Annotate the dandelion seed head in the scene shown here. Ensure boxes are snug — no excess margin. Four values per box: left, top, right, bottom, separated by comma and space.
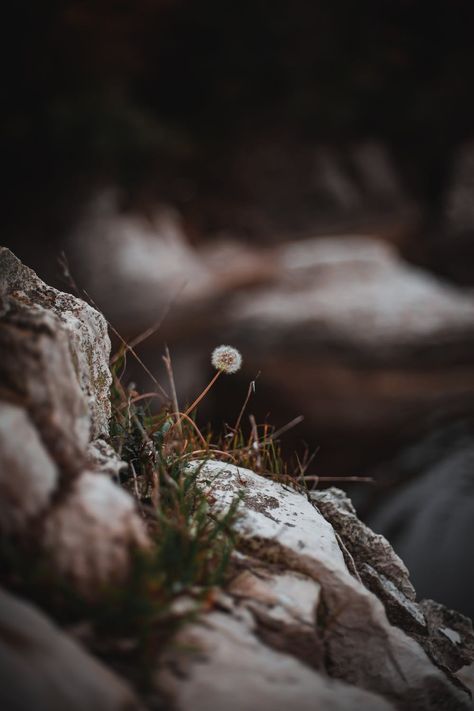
211, 345, 242, 374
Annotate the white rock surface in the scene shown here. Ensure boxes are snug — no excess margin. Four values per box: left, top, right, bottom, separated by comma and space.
158, 610, 394, 711
0, 249, 149, 592
232, 236, 474, 350
187, 460, 471, 710
229, 567, 321, 627
70, 192, 211, 326
0, 402, 58, 532
0, 587, 144, 711
0, 246, 111, 439
42, 471, 149, 593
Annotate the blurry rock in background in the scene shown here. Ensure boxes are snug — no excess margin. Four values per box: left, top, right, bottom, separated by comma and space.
366, 420, 474, 619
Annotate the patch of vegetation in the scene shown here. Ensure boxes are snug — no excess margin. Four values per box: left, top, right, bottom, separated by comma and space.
0, 333, 335, 688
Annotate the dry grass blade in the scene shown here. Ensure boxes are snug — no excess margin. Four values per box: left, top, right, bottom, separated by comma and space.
163, 345, 182, 436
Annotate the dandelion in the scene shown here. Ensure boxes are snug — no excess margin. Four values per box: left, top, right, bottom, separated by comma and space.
177, 345, 243, 423
211, 345, 242, 374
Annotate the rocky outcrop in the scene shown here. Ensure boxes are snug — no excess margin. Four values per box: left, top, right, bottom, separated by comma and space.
311, 488, 474, 675
160, 461, 473, 710
0, 248, 148, 592
158, 607, 395, 711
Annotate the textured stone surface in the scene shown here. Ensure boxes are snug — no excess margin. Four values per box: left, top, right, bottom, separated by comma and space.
42, 472, 149, 593
0, 246, 111, 439
87, 438, 128, 481
0, 402, 58, 533
186, 461, 472, 710
310, 487, 416, 599
158, 609, 394, 711
0, 249, 148, 592
0, 587, 144, 711
311, 487, 474, 680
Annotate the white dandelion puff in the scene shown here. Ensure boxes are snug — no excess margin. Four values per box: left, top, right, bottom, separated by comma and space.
211, 345, 242, 374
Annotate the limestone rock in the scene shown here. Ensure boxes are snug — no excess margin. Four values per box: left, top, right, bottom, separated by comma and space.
42, 472, 149, 593
226, 236, 474, 474
311, 488, 474, 681
157, 609, 394, 711
87, 438, 128, 481
186, 460, 472, 710
0, 586, 144, 711
0, 250, 148, 592
0, 402, 58, 533
310, 487, 415, 599
0, 246, 111, 439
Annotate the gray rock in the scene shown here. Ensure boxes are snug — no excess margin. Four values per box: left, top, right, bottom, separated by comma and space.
0, 402, 58, 532
310, 487, 416, 600
0, 250, 149, 592
186, 461, 472, 710
312, 487, 474, 683
0, 246, 111, 439
157, 609, 394, 711
0, 586, 144, 711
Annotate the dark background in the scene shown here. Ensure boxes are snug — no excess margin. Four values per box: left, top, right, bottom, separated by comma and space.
4, 0, 474, 282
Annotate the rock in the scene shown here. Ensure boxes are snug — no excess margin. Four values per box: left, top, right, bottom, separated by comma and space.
157, 608, 394, 711
0, 586, 144, 711
232, 236, 474, 355
0, 246, 111, 439
310, 487, 416, 600
185, 460, 472, 710
228, 559, 324, 669
437, 141, 474, 284
420, 600, 474, 674
312, 487, 474, 680
0, 402, 58, 533
68, 192, 212, 331
0, 249, 148, 591
87, 438, 128, 481
42, 472, 149, 593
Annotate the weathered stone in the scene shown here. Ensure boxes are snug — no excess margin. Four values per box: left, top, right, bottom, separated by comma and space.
188, 460, 472, 710
0, 402, 58, 533
0, 246, 111, 439
87, 438, 128, 481
0, 586, 144, 711
311, 487, 474, 682
310, 487, 416, 599
0, 250, 149, 592
157, 609, 395, 711
420, 600, 474, 673
232, 236, 474, 355
228, 561, 323, 669
42, 471, 149, 593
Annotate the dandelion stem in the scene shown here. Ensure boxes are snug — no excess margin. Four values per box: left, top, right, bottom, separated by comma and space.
163, 345, 182, 436
181, 370, 222, 422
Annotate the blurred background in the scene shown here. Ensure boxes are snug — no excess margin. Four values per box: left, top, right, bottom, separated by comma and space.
4, 0, 474, 617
